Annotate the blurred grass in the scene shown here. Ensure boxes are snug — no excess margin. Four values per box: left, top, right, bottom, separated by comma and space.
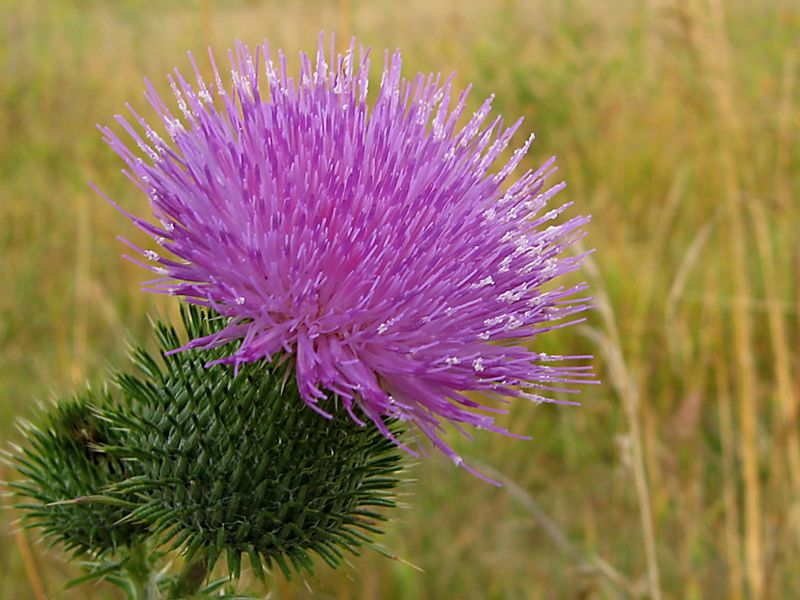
1, 0, 798, 598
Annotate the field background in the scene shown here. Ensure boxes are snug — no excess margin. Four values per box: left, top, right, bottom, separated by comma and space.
1, 0, 799, 598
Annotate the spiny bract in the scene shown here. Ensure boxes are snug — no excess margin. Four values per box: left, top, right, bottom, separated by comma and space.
6, 393, 145, 557
99, 34, 594, 477
108, 305, 404, 579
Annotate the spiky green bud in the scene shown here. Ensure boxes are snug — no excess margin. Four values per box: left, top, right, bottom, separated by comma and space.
107, 305, 404, 580
6, 392, 144, 557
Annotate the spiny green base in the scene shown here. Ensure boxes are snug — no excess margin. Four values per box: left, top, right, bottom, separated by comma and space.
110, 305, 404, 579
6, 305, 405, 595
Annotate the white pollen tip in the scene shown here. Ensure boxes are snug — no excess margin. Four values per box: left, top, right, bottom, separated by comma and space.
472, 275, 495, 290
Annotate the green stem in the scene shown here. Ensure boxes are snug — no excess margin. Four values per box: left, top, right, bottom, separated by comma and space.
169, 555, 209, 599
124, 544, 159, 600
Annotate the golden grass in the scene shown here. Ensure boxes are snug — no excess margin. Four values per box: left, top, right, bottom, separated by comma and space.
1, 0, 798, 598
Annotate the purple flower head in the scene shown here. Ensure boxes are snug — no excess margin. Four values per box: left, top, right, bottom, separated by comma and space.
98, 35, 594, 480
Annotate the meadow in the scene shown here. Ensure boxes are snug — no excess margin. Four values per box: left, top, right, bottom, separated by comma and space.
1, 0, 798, 598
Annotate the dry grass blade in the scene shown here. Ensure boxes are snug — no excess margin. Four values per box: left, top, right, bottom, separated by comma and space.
698, 0, 764, 595
664, 206, 721, 369
710, 279, 746, 600
579, 248, 662, 600
13, 529, 47, 600
467, 459, 639, 597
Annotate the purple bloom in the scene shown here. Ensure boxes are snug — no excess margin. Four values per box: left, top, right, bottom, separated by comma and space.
97, 35, 594, 479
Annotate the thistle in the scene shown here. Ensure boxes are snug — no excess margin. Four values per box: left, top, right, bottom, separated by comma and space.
98, 34, 594, 476
6, 33, 594, 597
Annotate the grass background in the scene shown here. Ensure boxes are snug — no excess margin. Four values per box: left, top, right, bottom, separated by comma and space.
1, 0, 798, 598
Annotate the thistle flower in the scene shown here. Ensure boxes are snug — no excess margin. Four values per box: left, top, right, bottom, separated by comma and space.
98, 35, 593, 476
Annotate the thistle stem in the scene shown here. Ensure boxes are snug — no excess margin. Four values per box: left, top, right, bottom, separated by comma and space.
124, 544, 159, 600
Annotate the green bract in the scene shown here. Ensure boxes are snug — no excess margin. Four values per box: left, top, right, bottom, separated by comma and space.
7, 305, 405, 594
109, 305, 404, 579
7, 392, 144, 557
